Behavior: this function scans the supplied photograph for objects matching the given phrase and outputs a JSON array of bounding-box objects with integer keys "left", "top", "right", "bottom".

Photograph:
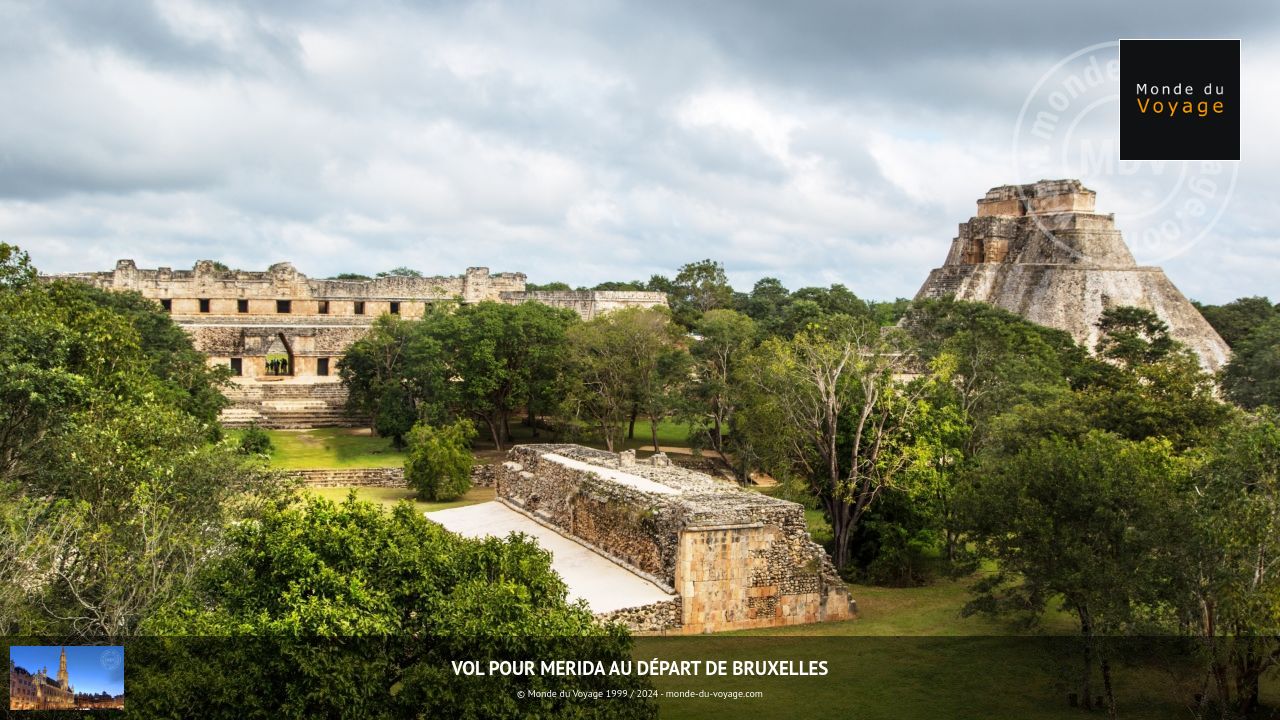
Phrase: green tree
[
  {"left": 1162, "top": 410, "right": 1280, "bottom": 716},
  {"left": 375, "top": 384, "right": 418, "bottom": 448},
  {"left": 1195, "top": 296, "right": 1278, "bottom": 348},
  {"left": 341, "top": 303, "right": 576, "bottom": 450},
  {"left": 1083, "top": 307, "right": 1228, "bottom": 449},
  {"left": 868, "top": 297, "right": 912, "bottom": 326},
  {"left": 330, "top": 272, "right": 372, "bottom": 280},
  {"left": 433, "top": 302, "right": 576, "bottom": 449},
  {"left": 0, "top": 243, "right": 286, "bottom": 638},
  {"left": 1221, "top": 314, "right": 1280, "bottom": 410},
  {"left": 563, "top": 307, "right": 684, "bottom": 452},
  {"left": 526, "top": 281, "right": 573, "bottom": 291},
  {"left": 900, "top": 299, "right": 1083, "bottom": 566},
  {"left": 736, "top": 315, "right": 933, "bottom": 570},
  {"left": 687, "top": 309, "right": 757, "bottom": 459},
  {"left": 404, "top": 419, "right": 477, "bottom": 501},
  {"left": 376, "top": 266, "right": 423, "bottom": 278},
  {"left": 592, "top": 280, "right": 648, "bottom": 291},
  {"left": 1095, "top": 306, "right": 1176, "bottom": 368},
  {"left": 339, "top": 315, "right": 422, "bottom": 443},
  {"left": 667, "top": 259, "right": 734, "bottom": 327},
  {"left": 140, "top": 495, "right": 654, "bottom": 719},
  {"left": 960, "top": 430, "right": 1182, "bottom": 714},
  {"left": 742, "top": 277, "right": 791, "bottom": 337},
  {"left": 790, "top": 284, "right": 869, "bottom": 320},
  {"left": 238, "top": 423, "right": 273, "bottom": 456},
  {"left": 0, "top": 243, "right": 36, "bottom": 290}
]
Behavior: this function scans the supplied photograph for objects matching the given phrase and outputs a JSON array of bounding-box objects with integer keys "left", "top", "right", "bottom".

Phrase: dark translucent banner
[{"left": 2, "top": 636, "right": 1271, "bottom": 719}]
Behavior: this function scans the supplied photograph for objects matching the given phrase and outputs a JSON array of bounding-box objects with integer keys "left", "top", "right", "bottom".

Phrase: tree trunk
[
  {"left": 628, "top": 405, "right": 638, "bottom": 440},
  {"left": 1079, "top": 606, "right": 1095, "bottom": 711},
  {"left": 650, "top": 418, "right": 660, "bottom": 454},
  {"left": 527, "top": 404, "right": 539, "bottom": 438},
  {"left": 502, "top": 411, "right": 511, "bottom": 445},
  {"left": 1101, "top": 654, "right": 1116, "bottom": 720},
  {"left": 486, "top": 418, "right": 503, "bottom": 451},
  {"left": 1233, "top": 638, "right": 1262, "bottom": 717},
  {"left": 826, "top": 496, "right": 853, "bottom": 571},
  {"left": 600, "top": 419, "right": 615, "bottom": 453}
]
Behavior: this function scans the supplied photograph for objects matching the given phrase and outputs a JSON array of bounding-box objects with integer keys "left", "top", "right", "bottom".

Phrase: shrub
[
  {"left": 238, "top": 423, "right": 273, "bottom": 456},
  {"left": 404, "top": 419, "right": 477, "bottom": 501}
]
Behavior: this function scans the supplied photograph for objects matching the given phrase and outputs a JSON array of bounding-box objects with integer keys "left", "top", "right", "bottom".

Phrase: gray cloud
[{"left": 1, "top": 0, "right": 1276, "bottom": 302}]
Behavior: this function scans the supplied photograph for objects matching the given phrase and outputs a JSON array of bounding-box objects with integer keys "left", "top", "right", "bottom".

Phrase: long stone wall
[
  {"left": 287, "top": 467, "right": 407, "bottom": 487},
  {"left": 497, "top": 444, "right": 854, "bottom": 633},
  {"left": 47, "top": 260, "right": 669, "bottom": 391}
]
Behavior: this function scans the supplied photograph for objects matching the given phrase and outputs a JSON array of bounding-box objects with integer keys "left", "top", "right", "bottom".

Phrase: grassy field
[
  {"left": 233, "top": 427, "right": 406, "bottom": 470},
  {"left": 241, "top": 420, "right": 698, "bottom": 471},
  {"left": 643, "top": 575, "right": 1257, "bottom": 719},
  {"left": 306, "top": 485, "right": 495, "bottom": 513}
]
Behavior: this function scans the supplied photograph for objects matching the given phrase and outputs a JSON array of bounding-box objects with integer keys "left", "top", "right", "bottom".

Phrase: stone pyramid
[{"left": 914, "top": 179, "right": 1229, "bottom": 371}]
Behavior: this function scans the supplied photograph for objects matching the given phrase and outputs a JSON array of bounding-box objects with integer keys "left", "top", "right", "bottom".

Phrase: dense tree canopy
[
  {"left": 1222, "top": 314, "right": 1280, "bottom": 410},
  {"left": 140, "top": 495, "right": 653, "bottom": 719},
  {"left": 342, "top": 302, "right": 578, "bottom": 449},
  {"left": 736, "top": 314, "right": 934, "bottom": 570},
  {"left": 0, "top": 243, "right": 283, "bottom": 639},
  {"left": 1196, "top": 296, "right": 1279, "bottom": 348}
]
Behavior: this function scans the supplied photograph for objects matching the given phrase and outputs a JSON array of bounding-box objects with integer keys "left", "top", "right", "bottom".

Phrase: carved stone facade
[
  {"left": 914, "top": 180, "right": 1230, "bottom": 371},
  {"left": 49, "top": 261, "right": 668, "bottom": 426},
  {"left": 495, "top": 444, "right": 855, "bottom": 634}
]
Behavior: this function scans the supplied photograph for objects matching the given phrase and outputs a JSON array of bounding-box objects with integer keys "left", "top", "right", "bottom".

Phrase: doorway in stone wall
[{"left": 265, "top": 333, "right": 293, "bottom": 377}]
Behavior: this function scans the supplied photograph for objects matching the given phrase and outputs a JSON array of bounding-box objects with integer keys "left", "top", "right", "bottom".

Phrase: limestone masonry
[
  {"left": 494, "top": 444, "right": 855, "bottom": 633},
  {"left": 50, "top": 260, "right": 667, "bottom": 427},
  {"left": 914, "top": 180, "right": 1230, "bottom": 371}
]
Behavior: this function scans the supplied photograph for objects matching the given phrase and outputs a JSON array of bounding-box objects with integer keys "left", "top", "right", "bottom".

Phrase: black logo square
[{"left": 1120, "top": 39, "right": 1240, "bottom": 160}]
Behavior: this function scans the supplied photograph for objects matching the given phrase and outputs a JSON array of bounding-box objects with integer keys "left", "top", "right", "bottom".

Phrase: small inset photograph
[{"left": 9, "top": 646, "right": 124, "bottom": 711}]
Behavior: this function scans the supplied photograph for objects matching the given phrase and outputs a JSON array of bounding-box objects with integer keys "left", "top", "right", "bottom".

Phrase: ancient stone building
[
  {"left": 50, "top": 261, "right": 667, "bottom": 427},
  {"left": 914, "top": 180, "right": 1230, "bottom": 371},
  {"left": 428, "top": 444, "right": 855, "bottom": 634}
]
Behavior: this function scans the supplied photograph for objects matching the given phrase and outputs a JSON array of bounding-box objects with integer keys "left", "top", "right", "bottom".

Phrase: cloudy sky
[{"left": 2, "top": 0, "right": 1276, "bottom": 302}]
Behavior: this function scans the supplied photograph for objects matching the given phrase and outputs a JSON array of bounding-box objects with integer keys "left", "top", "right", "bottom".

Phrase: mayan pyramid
[{"left": 914, "top": 179, "right": 1230, "bottom": 371}]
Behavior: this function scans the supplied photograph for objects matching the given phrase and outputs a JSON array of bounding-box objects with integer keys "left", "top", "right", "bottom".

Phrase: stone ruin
[
  {"left": 47, "top": 261, "right": 667, "bottom": 428},
  {"left": 494, "top": 444, "right": 855, "bottom": 634},
  {"left": 914, "top": 179, "right": 1230, "bottom": 371}
]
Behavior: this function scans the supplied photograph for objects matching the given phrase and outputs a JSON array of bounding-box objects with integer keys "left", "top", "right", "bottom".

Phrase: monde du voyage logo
[{"left": 1121, "top": 39, "right": 1240, "bottom": 160}]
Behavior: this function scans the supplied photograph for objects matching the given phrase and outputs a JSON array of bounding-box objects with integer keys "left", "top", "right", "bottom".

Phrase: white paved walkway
[
  {"left": 425, "top": 501, "right": 673, "bottom": 613},
  {"left": 540, "top": 453, "right": 681, "bottom": 495}
]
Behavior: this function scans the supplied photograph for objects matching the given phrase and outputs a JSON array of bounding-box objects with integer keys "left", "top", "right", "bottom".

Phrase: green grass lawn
[
  {"left": 232, "top": 427, "right": 406, "bottom": 470},
  {"left": 643, "top": 574, "right": 1259, "bottom": 719},
  {"left": 247, "top": 420, "right": 698, "bottom": 471},
  {"left": 306, "top": 485, "right": 495, "bottom": 514},
  {"left": 642, "top": 487, "right": 1239, "bottom": 718}
]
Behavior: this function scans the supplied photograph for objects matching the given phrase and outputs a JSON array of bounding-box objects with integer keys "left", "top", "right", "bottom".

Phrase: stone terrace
[{"left": 484, "top": 444, "right": 855, "bottom": 634}]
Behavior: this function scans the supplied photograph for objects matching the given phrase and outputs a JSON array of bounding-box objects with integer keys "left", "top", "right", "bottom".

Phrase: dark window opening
[
  {"left": 230, "top": 358, "right": 243, "bottom": 376},
  {"left": 199, "top": 298, "right": 210, "bottom": 313},
  {"left": 389, "top": 301, "right": 400, "bottom": 315},
  {"left": 317, "top": 358, "right": 330, "bottom": 376},
  {"left": 277, "top": 300, "right": 292, "bottom": 314},
  {"left": 238, "top": 299, "right": 249, "bottom": 313},
  {"left": 354, "top": 301, "right": 365, "bottom": 315},
  {"left": 318, "top": 300, "right": 330, "bottom": 315},
  {"left": 160, "top": 299, "right": 172, "bottom": 312}
]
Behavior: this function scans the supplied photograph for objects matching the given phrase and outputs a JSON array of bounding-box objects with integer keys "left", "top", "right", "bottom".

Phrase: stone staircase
[{"left": 219, "top": 381, "right": 368, "bottom": 429}]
